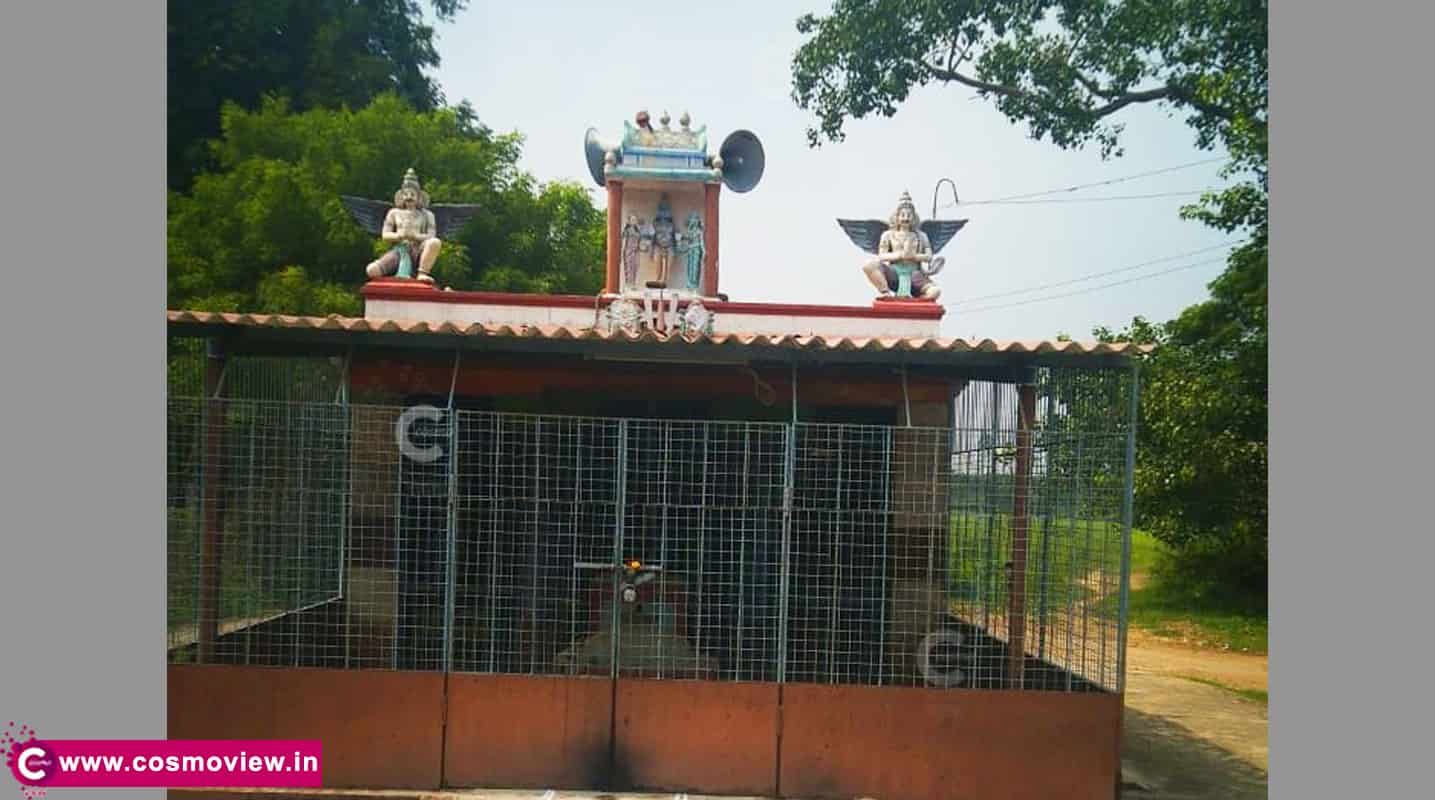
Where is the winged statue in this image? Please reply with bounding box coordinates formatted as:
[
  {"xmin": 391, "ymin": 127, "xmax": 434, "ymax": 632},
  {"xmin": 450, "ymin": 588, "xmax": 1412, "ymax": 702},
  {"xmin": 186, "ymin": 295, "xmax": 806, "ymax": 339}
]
[
  {"xmin": 837, "ymin": 191, "xmax": 968, "ymax": 300},
  {"xmin": 341, "ymin": 168, "xmax": 481, "ymax": 285}
]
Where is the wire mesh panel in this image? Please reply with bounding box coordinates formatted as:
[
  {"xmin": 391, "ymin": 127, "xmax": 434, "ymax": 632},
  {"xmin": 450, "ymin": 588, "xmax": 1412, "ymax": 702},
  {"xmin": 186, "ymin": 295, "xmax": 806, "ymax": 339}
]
[
  {"xmin": 635, "ymin": 420, "xmax": 786, "ymax": 683},
  {"xmin": 948, "ymin": 370, "xmax": 1133, "ymax": 692},
  {"xmin": 166, "ymin": 398, "xmax": 348, "ymax": 667},
  {"xmin": 788, "ymin": 424, "xmax": 891, "ymax": 686},
  {"xmin": 447, "ymin": 415, "xmax": 788, "ymax": 682},
  {"xmin": 167, "ymin": 397, "xmax": 203, "ymax": 646},
  {"xmin": 451, "ymin": 412, "xmax": 621, "ymax": 676},
  {"xmin": 787, "ymin": 423, "xmax": 966, "ymax": 688},
  {"xmin": 343, "ymin": 402, "xmax": 451, "ymax": 671},
  {"xmin": 167, "ymin": 362, "xmax": 1134, "ymax": 694}
]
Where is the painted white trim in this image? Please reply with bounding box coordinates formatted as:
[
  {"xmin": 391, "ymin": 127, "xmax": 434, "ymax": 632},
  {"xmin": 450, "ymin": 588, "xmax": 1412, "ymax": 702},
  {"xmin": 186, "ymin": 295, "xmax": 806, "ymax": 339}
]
[
  {"xmin": 713, "ymin": 311, "xmax": 938, "ymax": 339},
  {"xmin": 364, "ymin": 298, "xmax": 940, "ymax": 339}
]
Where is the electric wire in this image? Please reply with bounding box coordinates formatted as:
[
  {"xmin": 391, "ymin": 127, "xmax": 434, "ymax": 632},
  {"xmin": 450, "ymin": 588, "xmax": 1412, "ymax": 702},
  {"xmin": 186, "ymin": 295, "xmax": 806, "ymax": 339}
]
[
  {"xmin": 951, "ymin": 241, "xmax": 1242, "ymax": 306},
  {"xmin": 955, "ymin": 257, "xmax": 1228, "ymax": 315},
  {"xmin": 935, "ymin": 156, "xmax": 1228, "ymax": 208}
]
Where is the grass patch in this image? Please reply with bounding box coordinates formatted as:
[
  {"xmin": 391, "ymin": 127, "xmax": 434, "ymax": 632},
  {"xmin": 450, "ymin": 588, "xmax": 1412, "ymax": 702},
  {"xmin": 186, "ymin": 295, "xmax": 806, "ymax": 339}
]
[
  {"xmin": 1128, "ymin": 528, "xmax": 1163, "ymax": 574},
  {"xmin": 1180, "ymin": 675, "xmax": 1268, "ymax": 705},
  {"xmin": 167, "ymin": 506, "xmax": 342, "ymax": 634},
  {"xmin": 947, "ymin": 513, "xmax": 1126, "ymax": 613},
  {"xmin": 1124, "ymin": 531, "xmax": 1268, "ymax": 654}
]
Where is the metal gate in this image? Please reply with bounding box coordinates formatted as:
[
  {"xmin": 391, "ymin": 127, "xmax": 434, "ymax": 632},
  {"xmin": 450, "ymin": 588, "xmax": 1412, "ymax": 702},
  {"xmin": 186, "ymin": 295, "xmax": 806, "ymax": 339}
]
[{"xmin": 437, "ymin": 414, "xmax": 790, "ymax": 792}]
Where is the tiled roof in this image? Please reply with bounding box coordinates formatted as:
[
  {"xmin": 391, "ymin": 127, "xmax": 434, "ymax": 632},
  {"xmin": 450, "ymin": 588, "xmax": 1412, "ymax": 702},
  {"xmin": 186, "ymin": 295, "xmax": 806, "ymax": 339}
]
[{"xmin": 166, "ymin": 310, "xmax": 1149, "ymax": 361}]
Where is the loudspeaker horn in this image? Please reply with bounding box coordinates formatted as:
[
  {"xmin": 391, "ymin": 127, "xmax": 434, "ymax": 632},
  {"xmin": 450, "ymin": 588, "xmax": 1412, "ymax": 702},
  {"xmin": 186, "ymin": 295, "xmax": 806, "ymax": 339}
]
[
  {"xmin": 719, "ymin": 129, "xmax": 765, "ymax": 193},
  {"xmin": 584, "ymin": 127, "xmax": 618, "ymax": 187}
]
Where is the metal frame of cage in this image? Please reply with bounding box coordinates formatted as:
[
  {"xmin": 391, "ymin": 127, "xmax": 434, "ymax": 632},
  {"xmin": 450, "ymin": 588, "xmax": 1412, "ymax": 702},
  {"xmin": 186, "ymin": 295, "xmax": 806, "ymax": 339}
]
[
  {"xmin": 165, "ymin": 333, "xmax": 1138, "ymax": 798},
  {"xmin": 167, "ymin": 348, "xmax": 1135, "ymax": 695}
]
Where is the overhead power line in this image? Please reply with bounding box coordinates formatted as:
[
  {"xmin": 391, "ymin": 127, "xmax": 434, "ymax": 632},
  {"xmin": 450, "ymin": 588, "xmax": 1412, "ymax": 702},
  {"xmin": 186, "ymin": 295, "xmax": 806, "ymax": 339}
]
[
  {"xmin": 951, "ymin": 241, "xmax": 1242, "ymax": 306},
  {"xmin": 952, "ymin": 190, "xmax": 1211, "ymax": 207},
  {"xmin": 954, "ymin": 257, "xmax": 1228, "ymax": 315},
  {"xmin": 936, "ymin": 156, "xmax": 1227, "ymax": 209}
]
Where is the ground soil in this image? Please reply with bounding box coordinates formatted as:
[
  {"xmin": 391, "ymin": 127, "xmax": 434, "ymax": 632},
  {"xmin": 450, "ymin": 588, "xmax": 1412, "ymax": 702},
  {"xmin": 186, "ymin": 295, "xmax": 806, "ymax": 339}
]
[{"xmin": 1120, "ymin": 629, "xmax": 1269, "ymax": 799}]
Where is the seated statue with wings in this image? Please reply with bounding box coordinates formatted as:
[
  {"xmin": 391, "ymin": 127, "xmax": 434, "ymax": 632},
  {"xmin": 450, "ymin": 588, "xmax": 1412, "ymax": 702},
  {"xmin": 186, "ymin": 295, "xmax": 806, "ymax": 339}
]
[
  {"xmin": 341, "ymin": 169, "xmax": 480, "ymax": 286},
  {"xmin": 838, "ymin": 191, "xmax": 967, "ymax": 301}
]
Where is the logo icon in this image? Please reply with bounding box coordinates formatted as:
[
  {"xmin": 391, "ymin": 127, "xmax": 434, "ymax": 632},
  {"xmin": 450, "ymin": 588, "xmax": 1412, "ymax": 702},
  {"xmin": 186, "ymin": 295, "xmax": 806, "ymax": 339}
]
[
  {"xmin": 917, "ymin": 630, "xmax": 968, "ymax": 688},
  {"xmin": 396, "ymin": 404, "xmax": 445, "ymax": 463},
  {"xmin": 3, "ymin": 723, "xmax": 51, "ymax": 799}
]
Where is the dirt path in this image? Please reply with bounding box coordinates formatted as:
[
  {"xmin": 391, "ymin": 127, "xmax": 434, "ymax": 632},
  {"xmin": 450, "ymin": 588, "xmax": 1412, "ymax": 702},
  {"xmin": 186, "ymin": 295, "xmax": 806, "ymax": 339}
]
[{"xmin": 1121, "ymin": 630, "xmax": 1268, "ymax": 799}]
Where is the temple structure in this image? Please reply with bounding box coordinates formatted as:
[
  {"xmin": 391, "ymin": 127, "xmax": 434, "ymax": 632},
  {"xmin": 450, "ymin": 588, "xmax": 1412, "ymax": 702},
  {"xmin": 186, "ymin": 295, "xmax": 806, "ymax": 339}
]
[{"xmin": 165, "ymin": 109, "xmax": 1143, "ymax": 800}]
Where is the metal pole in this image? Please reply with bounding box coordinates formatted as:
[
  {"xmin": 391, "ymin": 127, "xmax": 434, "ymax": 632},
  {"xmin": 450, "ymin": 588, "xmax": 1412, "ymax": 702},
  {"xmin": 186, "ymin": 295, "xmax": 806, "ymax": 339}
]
[
  {"xmin": 1065, "ymin": 434, "xmax": 1085, "ymax": 691},
  {"xmin": 294, "ymin": 404, "xmax": 309, "ymax": 667},
  {"xmin": 568, "ymin": 421, "xmax": 584, "ymax": 675},
  {"xmin": 197, "ymin": 339, "xmax": 227, "ymax": 664},
  {"xmin": 901, "ymin": 365, "xmax": 912, "ymax": 427},
  {"xmin": 1116, "ymin": 363, "xmax": 1141, "ymax": 693},
  {"xmin": 611, "ymin": 419, "xmax": 628, "ymax": 677},
  {"xmin": 337, "ymin": 350, "xmax": 351, "ymax": 603},
  {"xmin": 791, "ymin": 363, "xmax": 798, "ymax": 425},
  {"xmin": 982, "ymin": 382, "xmax": 999, "ymax": 632},
  {"xmin": 777, "ymin": 422, "xmax": 795, "ymax": 684},
  {"xmin": 486, "ymin": 418, "xmax": 501, "ymax": 673},
  {"xmin": 736, "ymin": 423, "xmax": 750, "ymax": 678},
  {"xmin": 829, "ymin": 426, "xmax": 843, "ymax": 682},
  {"xmin": 659, "ymin": 422, "xmax": 671, "ymax": 677},
  {"xmin": 442, "ymin": 385, "xmax": 460, "ymax": 673},
  {"xmin": 1037, "ymin": 512, "xmax": 1052, "ymax": 661},
  {"xmin": 1006, "ymin": 381, "xmax": 1036, "ymax": 689},
  {"xmin": 394, "ymin": 408, "xmax": 405, "ymax": 671},
  {"xmin": 827, "ymin": 514, "xmax": 840, "ymax": 683},
  {"xmin": 243, "ymin": 400, "xmax": 258, "ymax": 667},
  {"xmin": 877, "ymin": 427, "xmax": 891, "ymax": 685},
  {"xmin": 530, "ymin": 420, "xmax": 542, "ymax": 674},
  {"xmin": 338, "ymin": 352, "xmax": 353, "ymax": 668},
  {"xmin": 696, "ymin": 421, "xmax": 709, "ymax": 663},
  {"xmin": 931, "ymin": 178, "xmax": 960, "ymax": 219}
]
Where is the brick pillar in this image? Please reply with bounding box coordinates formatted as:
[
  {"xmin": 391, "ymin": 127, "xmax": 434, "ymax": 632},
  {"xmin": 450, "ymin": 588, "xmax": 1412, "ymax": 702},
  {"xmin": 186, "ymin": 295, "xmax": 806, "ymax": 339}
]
[{"xmin": 703, "ymin": 182, "xmax": 720, "ymax": 297}]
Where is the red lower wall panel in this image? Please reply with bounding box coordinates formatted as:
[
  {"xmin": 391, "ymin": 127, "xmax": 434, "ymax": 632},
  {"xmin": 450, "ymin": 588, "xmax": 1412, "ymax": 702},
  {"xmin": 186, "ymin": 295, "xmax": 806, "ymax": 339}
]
[
  {"xmin": 779, "ymin": 684, "xmax": 1121, "ymax": 800},
  {"xmin": 167, "ymin": 665, "xmax": 445, "ymax": 789},
  {"xmin": 443, "ymin": 673, "xmax": 613, "ymax": 790},
  {"xmin": 614, "ymin": 678, "xmax": 779, "ymax": 796},
  {"xmin": 169, "ymin": 666, "xmax": 1120, "ymax": 798}
]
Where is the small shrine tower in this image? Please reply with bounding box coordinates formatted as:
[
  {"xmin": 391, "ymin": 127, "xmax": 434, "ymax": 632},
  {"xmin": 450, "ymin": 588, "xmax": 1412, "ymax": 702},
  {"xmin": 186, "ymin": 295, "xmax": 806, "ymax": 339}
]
[{"xmin": 585, "ymin": 110, "xmax": 764, "ymax": 309}]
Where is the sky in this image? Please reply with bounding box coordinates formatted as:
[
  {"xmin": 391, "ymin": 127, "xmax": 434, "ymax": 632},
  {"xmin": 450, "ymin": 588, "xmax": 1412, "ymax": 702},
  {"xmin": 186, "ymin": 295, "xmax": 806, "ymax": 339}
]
[{"xmin": 428, "ymin": 1, "xmax": 1238, "ymax": 342}]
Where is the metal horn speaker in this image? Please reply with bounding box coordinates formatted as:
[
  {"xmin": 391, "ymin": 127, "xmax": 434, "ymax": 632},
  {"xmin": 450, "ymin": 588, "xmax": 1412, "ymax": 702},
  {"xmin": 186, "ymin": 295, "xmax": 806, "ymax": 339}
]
[
  {"xmin": 584, "ymin": 127, "xmax": 617, "ymax": 187},
  {"xmin": 719, "ymin": 129, "xmax": 765, "ymax": 193}
]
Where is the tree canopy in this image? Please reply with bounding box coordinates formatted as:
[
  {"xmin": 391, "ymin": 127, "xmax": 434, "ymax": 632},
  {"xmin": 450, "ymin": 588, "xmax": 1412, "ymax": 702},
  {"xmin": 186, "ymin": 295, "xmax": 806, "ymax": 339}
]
[
  {"xmin": 167, "ymin": 95, "xmax": 606, "ymax": 316},
  {"xmin": 793, "ymin": 0, "xmax": 1268, "ymax": 591},
  {"xmin": 790, "ymin": 0, "xmax": 1268, "ymax": 273},
  {"xmin": 791, "ymin": 0, "xmax": 1266, "ymax": 156},
  {"xmin": 168, "ymin": 0, "xmax": 468, "ymax": 190}
]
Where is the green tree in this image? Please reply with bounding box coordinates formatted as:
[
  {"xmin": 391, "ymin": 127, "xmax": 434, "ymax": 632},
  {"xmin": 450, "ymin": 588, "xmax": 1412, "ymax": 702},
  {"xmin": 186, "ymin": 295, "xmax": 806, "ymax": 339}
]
[
  {"xmin": 791, "ymin": 0, "xmax": 1268, "ymax": 590},
  {"xmin": 789, "ymin": 0, "xmax": 1267, "ymax": 246},
  {"xmin": 168, "ymin": 0, "xmax": 467, "ymax": 190},
  {"xmin": 1094, "ymin": 309, "xmax": 1266, "ymax": 596},
  {"xmin": 168, "ymin": 94, "xmax": 606, "ymax": 314}
]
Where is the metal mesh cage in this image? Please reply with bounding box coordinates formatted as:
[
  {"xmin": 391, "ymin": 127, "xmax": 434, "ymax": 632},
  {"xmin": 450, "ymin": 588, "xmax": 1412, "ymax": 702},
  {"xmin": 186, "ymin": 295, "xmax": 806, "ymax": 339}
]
[{"xmin": 168, "ymin": 356, "xmax": 1134, "ymax": 693}]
